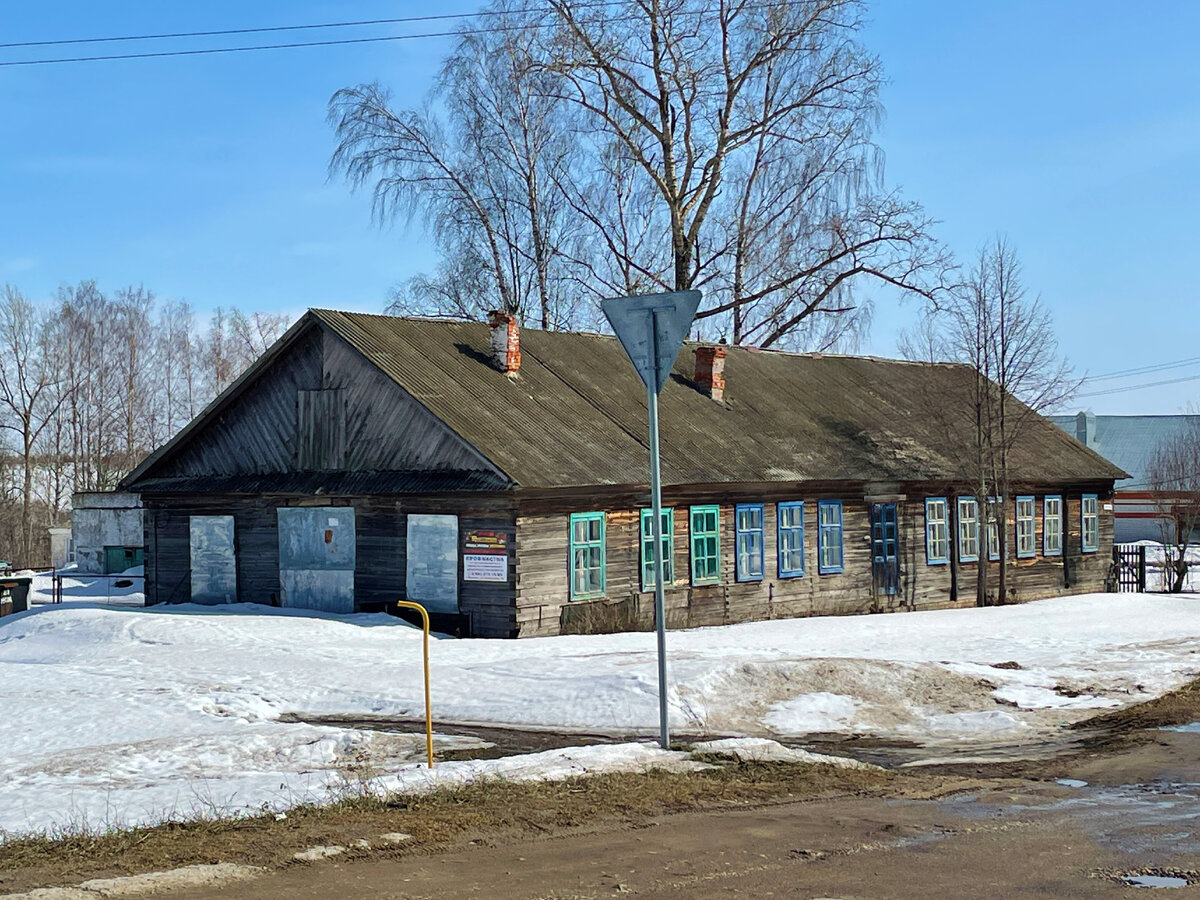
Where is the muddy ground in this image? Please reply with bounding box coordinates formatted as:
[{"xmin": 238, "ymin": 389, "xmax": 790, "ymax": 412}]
[{"xmin": 4, "ymin": 680, "xmax": 1200, "ymax": 899}]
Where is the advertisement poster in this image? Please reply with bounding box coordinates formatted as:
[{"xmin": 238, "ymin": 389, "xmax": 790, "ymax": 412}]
[{"xmin": 463, "ymin": 530, "xmax": 509, "ymax": 582}]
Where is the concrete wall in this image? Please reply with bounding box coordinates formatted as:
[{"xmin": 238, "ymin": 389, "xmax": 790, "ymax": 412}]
[{"xmin": 72, "ymin": 492, "xmax": 144, "ymax": 574}]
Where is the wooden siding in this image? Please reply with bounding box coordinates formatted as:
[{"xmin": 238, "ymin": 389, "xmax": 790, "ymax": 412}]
[
  {"xmin": 514, "ymin": 485, "xmax": 1115, "ymax": 637},
  {"xmin": 142, "ymin": 492, "xmax": 517, "ymax": 638},
  {"xmin": 296, "ymin": 389, "xmax": 346, "ymax": 471},
  {"xmin": 321, "ymin": 332, "xmax": 495, "ymax": 474},
  {"xmin": 160, "ymin": 330, "xmax": 324, "ymax": 476}
]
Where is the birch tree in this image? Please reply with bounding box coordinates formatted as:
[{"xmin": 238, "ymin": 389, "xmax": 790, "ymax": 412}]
[
  {"xmin": 903, "ymin": 238, "xmax": 1078, "ymax": 605},
  {"xmin": 1147, "ymin": 417, "xmax": 1200, "ymax": 592},
  {"xmin": 0, "ymin": 286, "xmax": 66, "ymax": 563}
]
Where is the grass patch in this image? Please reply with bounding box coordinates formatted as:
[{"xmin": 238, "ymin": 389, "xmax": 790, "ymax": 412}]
[
  {"xmin": 1074, "ymin": 675, "xmax": 1200, "ymax": 732},
  {"xmin": 0, "ymin": 759, "xmax": 912, "ymax": 895}
]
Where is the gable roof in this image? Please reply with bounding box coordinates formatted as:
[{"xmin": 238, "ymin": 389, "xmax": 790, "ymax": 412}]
[
  {"xmin": 1049, "ymin": 413, "xmax": 1200, "ymax": 489},
  {"xmin": 302, "ymin": 309, "xmax": 1124, "ymax": 490}
]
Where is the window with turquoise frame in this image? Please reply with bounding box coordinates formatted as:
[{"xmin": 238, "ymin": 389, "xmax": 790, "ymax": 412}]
[
  {"xmin": 640, "ymin": 508, "xmax": 674, "ymax": 590},
  {"xmin": 1044, "ymin": 495, "xmax": 1063, "ymax": 556},
  {"xmin": 689, "ymin": 505, "xmax": 721, "ymax": 585},
  {"xmin": 817, "ymin": 500, "xmax": 844, "ymax": 574},
  {"xmin": 569, "ymin": 512, "xmax": 605, "ymax": 600},
  {"xmin": 957, "ymin": 496, "xmax": 979, "ymax": 562},
  {"xmin": 1082, "ymin": 494, "xmax": 1099, "ymax": 552},
  {"xmin": 735, "ymin": 503, "xmax": 764, "ymax": 581},
  {"xmin": 1015, "ymin": 496, "xmax": 1036, "ymax": 558},
  {"xmin": 777, "ymin": 501, "xmax": 805, "ymax": 577},
  {"xmin": 925, "ymin": 497, "xmax": 948, "ymax": 564}
]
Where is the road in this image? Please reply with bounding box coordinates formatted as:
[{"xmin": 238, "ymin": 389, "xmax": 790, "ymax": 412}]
[{"xmin": 165, "ymin": 730, "xmax": 1200, "ymax": 899}]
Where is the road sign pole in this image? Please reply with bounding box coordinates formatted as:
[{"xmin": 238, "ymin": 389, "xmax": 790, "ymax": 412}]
[
  {"xmin": 599, "ymin": 289, "xmax": 701, "ymax": 754},
  {"xmin": 646, "ymin": 312, "xmax": 670, "ymax": 750}
]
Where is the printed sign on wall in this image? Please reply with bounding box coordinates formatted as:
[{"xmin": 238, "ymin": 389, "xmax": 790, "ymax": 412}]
[{"xmin": 464, "ymin": 530, "xmax": 509, "ymax": 582}]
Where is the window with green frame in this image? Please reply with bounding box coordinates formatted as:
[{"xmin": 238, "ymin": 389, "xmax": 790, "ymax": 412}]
[
  {"xmin": 569, "ymin": 512, "xmax": 605, "ymax": 600},
  {"xmin": 640, "ymin": 508, "xmax": 674, "ymax": 590},
  {"xmin": 689, "ymin": 505, "xmax": 720, "ymax": 585}
]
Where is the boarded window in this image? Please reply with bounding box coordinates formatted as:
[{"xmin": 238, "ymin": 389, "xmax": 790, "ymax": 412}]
[
  {"xmin": 406, "ymin": 514, "xmax": 459, "ymax": 614},
  {"xmin": 296, "ymin": 389, "xmax": 346, "ymax": 471}
]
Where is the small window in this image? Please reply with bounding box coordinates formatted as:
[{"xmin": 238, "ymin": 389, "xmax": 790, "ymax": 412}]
[
  {"xmin": 640, "ymin": 508, "xmax": 674, "ymax": 590},
  {"xmin": 957, "ymin": 497, "xmax": 979, "ymax": 563},
  {"xmin": 735, "ymin": 504, "xmax": 765, "ymax": 582},
  {"xmin": 1082, "ymin": 494, "xmax": 1099, "ymax": 552},
  {"xmin": 986, "ymin": 496, "xmax": 1002, "ymax": 561},
  {"xmin": 925, "ymin": 498, "xmax": 948, "ymax": 565},
  {"xmin": 1016, "ymin": 496, "xmax": 1036, "ymax": 558},
  {"xmin": 1044, "ymin": 496, "xmax": 1063, "ymax": 556},
  {"xmin": 690, "ymin": 505, "xmax": 721, "ymax": 585},
  {"xmin": 569, "ymin": 512, "xmax": 605, "ymax": 600},
  {"xmin": 777, "ymin": 501, "xmax": 805, "ymax": 578},
  {"xmin": 817, "ymin": 500, "xmax": 844, "ymax": 574}
]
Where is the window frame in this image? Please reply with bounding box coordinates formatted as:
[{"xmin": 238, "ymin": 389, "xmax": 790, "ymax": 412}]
[
  {"xmin": 639, "ymin": 508, "xmax": 675, "ymax": 591},
  {"xmin": 568, "ymin": 511, "xmax": 606, "ymax": 600},
  {"xmin": 1043, "ymin": 495, "xmax": 1063, "ymax": 557},
  {"xmin": 957, "ymin": 496, "xmax": 980, "ymax": 563},
  {"xmin": 1015, "ymin": 495, "xmax": 1037, "ymax": 559},
  {"xmin": 735, "ymin": 503, "xmax": 765, "ymax": 582},
  {"xmin": 689, "ymin": 504, "xmax": 721, "ymax": 586},
  {"xmin": 1081, "ymin": 494, "xmax": 1100, "ymax": 553},
  {"xmin": 925, "ymin": 497, "xmax": 949, "ymax": 565},
  {"xmin": 817, "ymin": 499, "xmax": 844, "ymax": 575},
  {"xmin": 777, "ymin": 501, "xmax": 806, "ymax": 578}
]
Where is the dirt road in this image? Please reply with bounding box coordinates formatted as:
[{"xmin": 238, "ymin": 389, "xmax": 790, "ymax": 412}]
[{"xmin": 161, "ymin": 730, "xmax": 1200, "ymax": 899}]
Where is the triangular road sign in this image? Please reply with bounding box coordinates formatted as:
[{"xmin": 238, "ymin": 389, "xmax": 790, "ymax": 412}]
[{"xmin": 601, "ymin": 290, "xmax": 702, "ymax": 395}]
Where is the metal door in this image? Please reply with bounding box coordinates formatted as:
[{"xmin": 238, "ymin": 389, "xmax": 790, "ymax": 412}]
[
  {"xmin": 190, "ymin": 515, "xmax": 236, "ymax": 603},
  {"xmin": 871, "ymin": 503, "xmax": 899, "ymax": 596},
  {"xmin": 277, "ymin": 507, "xmax": 356, "ymax": 613}
]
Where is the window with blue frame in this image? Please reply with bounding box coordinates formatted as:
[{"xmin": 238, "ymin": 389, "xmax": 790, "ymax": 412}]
[
  {"xmin": 1082, "ymin": 494, "xmax": 1099, "ymax": 552},
  {"xmin": 569, "ymin": 512, "xmax": 605, "ymax": 600},
  {"xmin": 925, "ymin": 498, "xmax": 948, "ymax": 565},
  {"xmin": 1044, "ymin": 496, "xmax": 1063, "ymax": 556},
  {"xmin": 1015, "ymin": 496, "xmax": 1036, "ymax": 558},
  {"xmin": 735, "ymin": 504, "xmax": 764, "ymax": 581},
  {"xmin": 690, "ymin": 505, "xmax": 721, "ymax": 585},
  {"xmin": 640, "ymin": 508, "xmax": 674, "ymax": 590},
  {"xmin": 817, "ymin": 500, "xmax": 844, "ymax": 574},
  {"xmin": 777, "ymin": 501, "xmax": 805, "ymax": 577},
  {"xmin": 957, "ymin": 496, "xmax": 979, "ymax": 562}
]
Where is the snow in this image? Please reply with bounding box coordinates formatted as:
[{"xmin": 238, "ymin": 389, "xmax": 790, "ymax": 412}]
[
  {"xmin": 27, "ymin": 567, "xmax": 145, "ymax": 608},
  {"xmin": 1126, "ymin": 541, "xmax": 1200, "ymax": 592},
  {"xmin": 0, "ymin": 591, "xmax": 1198, "ymax": 838}
]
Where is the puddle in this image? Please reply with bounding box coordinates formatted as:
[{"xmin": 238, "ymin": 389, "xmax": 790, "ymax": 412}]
[
  {"xmin": 1165, "ymin": 722, "xmax": 1200, "ymax": 734},
  {"xmin": 1055, "ymin": 778, "xmax": 1088, "ymax": 788},
  {"xmin": 1122, "ymin": 874, "xmax": 1189, "ymax": 888}
]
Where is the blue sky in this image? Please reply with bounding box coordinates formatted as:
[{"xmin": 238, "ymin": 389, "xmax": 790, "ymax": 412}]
[{"xmin": 1, "ymin": 1, "xmax": 1197, "ymax": 414}]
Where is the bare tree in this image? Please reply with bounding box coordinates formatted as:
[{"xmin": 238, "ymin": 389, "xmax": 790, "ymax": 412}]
[
  {"xmin": 538, "ymin": 0, "xmax": 951, "ymax": 346},
  {"xmin": 330, "ymin": 0, "xmax": 579, "ymax": 329},
  {"xmin": 0, "ymin": 286, "xmax": 67, "ymax": 563},
  {"xmin": 1147, "ymin": 416, "xmax": 1200, "ymax": 593},
  {"xmin": 902, "ymin": 238, "xmax": 1078, "ymax": 605}
]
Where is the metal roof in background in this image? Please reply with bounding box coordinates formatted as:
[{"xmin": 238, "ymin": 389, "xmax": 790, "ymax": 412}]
[{"xmin": 1049, "ymin": 414, "xmax": 1200, "ymax": 488}]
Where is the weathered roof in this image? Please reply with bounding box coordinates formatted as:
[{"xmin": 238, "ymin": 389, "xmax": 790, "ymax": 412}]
[
  {"xmin": 1049, "ymin": 413, "xmax": 1200, "ymax": 489},
  {"xmin": 308, "ymin": 310, "xmax": 1124, "ymax": 490}
]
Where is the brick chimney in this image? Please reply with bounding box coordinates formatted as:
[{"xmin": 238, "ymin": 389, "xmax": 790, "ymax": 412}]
[
  {"xmin": 488, "ymin": 310, "xmax": 521, "ymax": 376},
  {"xmin": 694, "ymin": 344, "xmax": 727, "ymax": 402}
]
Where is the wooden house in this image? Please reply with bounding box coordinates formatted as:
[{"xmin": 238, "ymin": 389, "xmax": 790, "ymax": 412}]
[{"xmin": 121, "ymin": 310, "xmax": 1126, "ymax": 637}]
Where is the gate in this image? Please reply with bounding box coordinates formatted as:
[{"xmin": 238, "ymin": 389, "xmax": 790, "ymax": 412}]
[{"xmin": 1110, "ymin": 544, "xmax": 1147, "ymax": 593}]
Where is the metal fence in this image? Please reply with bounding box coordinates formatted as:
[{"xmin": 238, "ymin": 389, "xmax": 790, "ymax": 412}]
[
  {"xmin": 51, "ymin": 571, "xmax": 146, "ymax": 604},
  {"xmin": 1110, "ymin": 544, "xmax": 1147, "ymax": 593}
]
